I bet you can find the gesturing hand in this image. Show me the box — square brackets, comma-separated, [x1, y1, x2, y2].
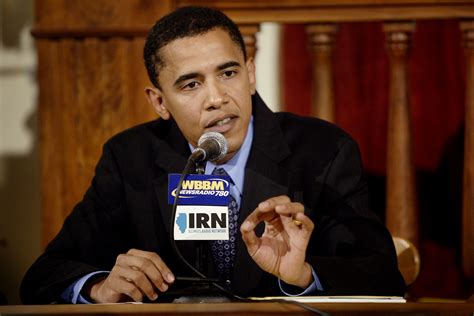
[240, 195, 314, 288]
[87, 249, 175, 303]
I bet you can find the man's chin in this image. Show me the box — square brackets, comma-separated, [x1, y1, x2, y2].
[215, 140, 242, 164]
[215, 151, 235, 165]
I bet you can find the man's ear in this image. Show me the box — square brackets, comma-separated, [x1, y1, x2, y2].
[246, 57, 256, 95]
[145, 87, 171, 120]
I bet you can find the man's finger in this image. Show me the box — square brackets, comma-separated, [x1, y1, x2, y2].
[129, 249, 175, 284]
[241, 206, 272, 229]
[272, 202, 305, 227]
[274, 202, 304, 216]
[110, 276, 145, 302]
[111, 265, 158, 301]
[243, 196, 295, 227]
[116, 251, 172, 292]
[293, 211, 315, 231]
[257, 195, 291, 211]
[280, 211, 314, 234]
[240, 220, 261, 255]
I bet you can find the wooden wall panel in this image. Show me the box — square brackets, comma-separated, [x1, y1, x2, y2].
[35, 1, 172, 247]
[39, 38, 157, 246]
[37, 40, 66, 241]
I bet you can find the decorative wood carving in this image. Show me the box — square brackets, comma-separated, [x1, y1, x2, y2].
[306, 24, 337, 122]
[383, 22, 419, 248]
[238, 24, 261, 60]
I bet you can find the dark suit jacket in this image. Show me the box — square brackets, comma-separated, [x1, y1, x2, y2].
[21, 93, 405, 304]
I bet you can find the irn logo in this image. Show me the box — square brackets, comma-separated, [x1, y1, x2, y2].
[176, 212, 227, 233]
[174, 205, 229, 240]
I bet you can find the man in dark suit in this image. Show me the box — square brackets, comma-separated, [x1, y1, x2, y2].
[21, 6, 405, 304]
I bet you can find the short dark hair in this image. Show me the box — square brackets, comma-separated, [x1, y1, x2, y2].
[143, 6, 247, 89]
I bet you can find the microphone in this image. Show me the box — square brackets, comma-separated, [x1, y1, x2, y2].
[169, 131, 253, 301]
[190, 132, 228, 163]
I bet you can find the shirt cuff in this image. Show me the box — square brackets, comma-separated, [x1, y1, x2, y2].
[278, 266, 324, 296]
[61, 271, 109, 304]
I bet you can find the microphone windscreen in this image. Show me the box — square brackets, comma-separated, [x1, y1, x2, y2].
[197, 132, 228, 162]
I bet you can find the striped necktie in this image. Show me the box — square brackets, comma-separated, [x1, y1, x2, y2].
[210, 167, 239, 282]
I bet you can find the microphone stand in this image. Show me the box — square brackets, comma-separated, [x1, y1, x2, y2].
[170, 159, 221, 289]
[168, 148, 247, 302]
[193, 160, 206, 279]
[194, 160, 205, 175]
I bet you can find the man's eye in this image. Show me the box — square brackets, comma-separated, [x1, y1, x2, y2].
[183, 81, 199, 90]
[222, 70, 236, 78]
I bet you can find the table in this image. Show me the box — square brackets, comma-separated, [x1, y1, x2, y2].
[1, 302, 473, 316]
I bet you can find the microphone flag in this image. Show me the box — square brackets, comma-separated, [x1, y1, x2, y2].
[168, 173, 231, 240]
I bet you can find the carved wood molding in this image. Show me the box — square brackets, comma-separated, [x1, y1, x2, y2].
[31, 27, 149, 39]
[239, 24, 261, 60]
[176, 0, 474, 23]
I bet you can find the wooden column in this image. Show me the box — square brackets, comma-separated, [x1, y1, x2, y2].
[306, 24, 337, 122]
[239, 24, 260, 60]
[383, 23, 419, 248]
[460, 20, 474, 281]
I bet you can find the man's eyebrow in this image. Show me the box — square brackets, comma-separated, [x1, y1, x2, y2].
[217, 61, 241, 71]
[173, 72, 200, 88]
[173, 61, 242, 88]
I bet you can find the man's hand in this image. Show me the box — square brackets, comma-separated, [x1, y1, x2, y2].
[87, 249, 175, 303]
[240, 195, 314, 288]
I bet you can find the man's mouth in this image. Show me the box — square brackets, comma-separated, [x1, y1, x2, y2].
[215, 117, 232, 126]
[207, 116, 235, 128]
[205, 116, 237, 134]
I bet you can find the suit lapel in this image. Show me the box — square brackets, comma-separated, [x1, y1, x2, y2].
[152, 120, 190, 233]
[232, 94, 293, 295]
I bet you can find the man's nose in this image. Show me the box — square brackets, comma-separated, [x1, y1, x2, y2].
[205, 80, 227, 109]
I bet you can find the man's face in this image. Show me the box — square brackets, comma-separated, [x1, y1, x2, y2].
[146, 28, 256, 163]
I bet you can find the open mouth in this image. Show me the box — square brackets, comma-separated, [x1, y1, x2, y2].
[205, 116, 237, 134]
[215, 117, 232, 126]
[206, 116, 235, 128]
